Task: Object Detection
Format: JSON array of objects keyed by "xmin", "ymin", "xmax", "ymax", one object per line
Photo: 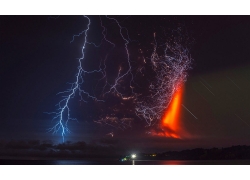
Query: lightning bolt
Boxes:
[
  {"xmin": 103, "ymin": 16, "xmax": 135, "ymax": 98},
  {"xmin": 93, "ymin": 16, "xmax": 138, "ymax": 130},
  {"xmin": 47, "ymin": 16, "xmax": 137, "ymax": 142},
  {"xmin": 46, "ymin": 16, "xmax": 104, "ymax": 142}
]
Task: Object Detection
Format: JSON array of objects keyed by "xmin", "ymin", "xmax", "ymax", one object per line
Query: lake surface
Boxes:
[{"xmin": 1, "ymin": 159, "xmax": 250, "ymax": 165}]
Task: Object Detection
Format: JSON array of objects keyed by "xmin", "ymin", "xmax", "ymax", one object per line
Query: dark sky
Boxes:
[{"xmin": 1, "ymin": 15, "xmax": 250, "ymax": 153}]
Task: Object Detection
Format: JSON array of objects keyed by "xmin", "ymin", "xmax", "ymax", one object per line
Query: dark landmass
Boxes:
[
  {"xmin": 1, "ymin": 139, "xmax": 250, "ymax": 162},
  {"xmin": 0, "ymin": 140, "xmax": 119, "ymax": 160},
  {"xmin": 135, "ymin": 145, "xmax": 250, "ymax": 161}
]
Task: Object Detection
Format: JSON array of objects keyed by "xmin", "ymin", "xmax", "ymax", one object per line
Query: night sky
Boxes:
[{"xmin": 2, "ymin": 15, "xmax": 250, "ymax": 153}]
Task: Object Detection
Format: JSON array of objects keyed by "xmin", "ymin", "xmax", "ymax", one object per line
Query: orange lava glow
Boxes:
[{"xmin": 155, "ymin": 82, "xmax": 184, "ymax": 138}]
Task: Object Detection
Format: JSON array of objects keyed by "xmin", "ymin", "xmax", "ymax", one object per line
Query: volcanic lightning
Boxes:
[{"xmin": 136, "ymin": 31, "xmax": 192, "ymax": 138}]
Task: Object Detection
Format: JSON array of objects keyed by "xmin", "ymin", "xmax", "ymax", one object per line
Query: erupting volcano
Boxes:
[
  {"xmin": 161, "ymin": 83, "xmax": 183, "ymax": 138},
  {"xmin": 152, "ymin": 82, "xmax": 185, "ymax": 139}
]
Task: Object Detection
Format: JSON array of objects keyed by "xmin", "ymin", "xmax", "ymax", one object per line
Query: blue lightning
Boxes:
[
  {"xmin": 47, "ymin": 15, "xmax": 139, "ymax": 142},
  {"xmin": 46, "ymin": 16, "xmax": 104, "ymax": 142}
]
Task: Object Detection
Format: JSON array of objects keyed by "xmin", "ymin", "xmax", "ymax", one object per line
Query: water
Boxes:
[
  {"xmin": 1, "ymin": 159, "xmax": 250, "ymax": 165},
  {"xmin": 132, "ymin": 160, "xmax": 250, "ymax": 165}
]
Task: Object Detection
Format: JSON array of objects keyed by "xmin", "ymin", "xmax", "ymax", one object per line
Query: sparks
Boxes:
[{"xmin": 136, "ymin": 32, "xmax": 192, "ymax": 127}]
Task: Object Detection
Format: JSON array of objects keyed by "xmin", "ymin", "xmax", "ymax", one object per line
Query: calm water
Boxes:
[{"xmin": 1, "ymin": 159, "xmax": 250, "ymax": 165}]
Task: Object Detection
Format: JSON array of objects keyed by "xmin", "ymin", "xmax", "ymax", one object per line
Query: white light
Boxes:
[{"xmin": 131, "ymin": 154, "xmax": 136, "ymax": 159}]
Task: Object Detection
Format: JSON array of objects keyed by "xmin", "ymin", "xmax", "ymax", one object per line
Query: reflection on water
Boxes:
[
  {"xmin": 132, "ymin": 160, "xmax": 250, "ymax": 165},
  {"xmin": 53, "ymin": 160, "xmax": 94, "ymax": 165},
  {"xmin": 1, "ymin": 159, "xmax": 250, "ymax": 165},
  {"xmin": 132, "ymin": 160, "xmax": 191, "ymax": 165},
  {"xmin": 52, "ymin": 160, "xmax": 122, "ymax": 165}
]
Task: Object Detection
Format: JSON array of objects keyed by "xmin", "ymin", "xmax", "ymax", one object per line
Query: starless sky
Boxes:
[{"xmin": 1, "ymin": 15, "xmax": 250, "ymax": 152}]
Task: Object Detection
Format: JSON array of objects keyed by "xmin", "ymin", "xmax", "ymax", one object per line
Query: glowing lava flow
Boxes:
[{"xmin": 158, "ymin": 82, "xmax": 184, "ymax": 138}]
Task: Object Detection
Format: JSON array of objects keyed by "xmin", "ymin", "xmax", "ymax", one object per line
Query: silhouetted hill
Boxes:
[{"xmin": 135, "ymin": 145, "xmax": 250, "ymax": 160}]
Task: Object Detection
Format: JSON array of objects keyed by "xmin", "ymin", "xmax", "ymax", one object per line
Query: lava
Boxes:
[{"xmin": 152, "ymin": 82, "xmax": 184, "ymax": 138}]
